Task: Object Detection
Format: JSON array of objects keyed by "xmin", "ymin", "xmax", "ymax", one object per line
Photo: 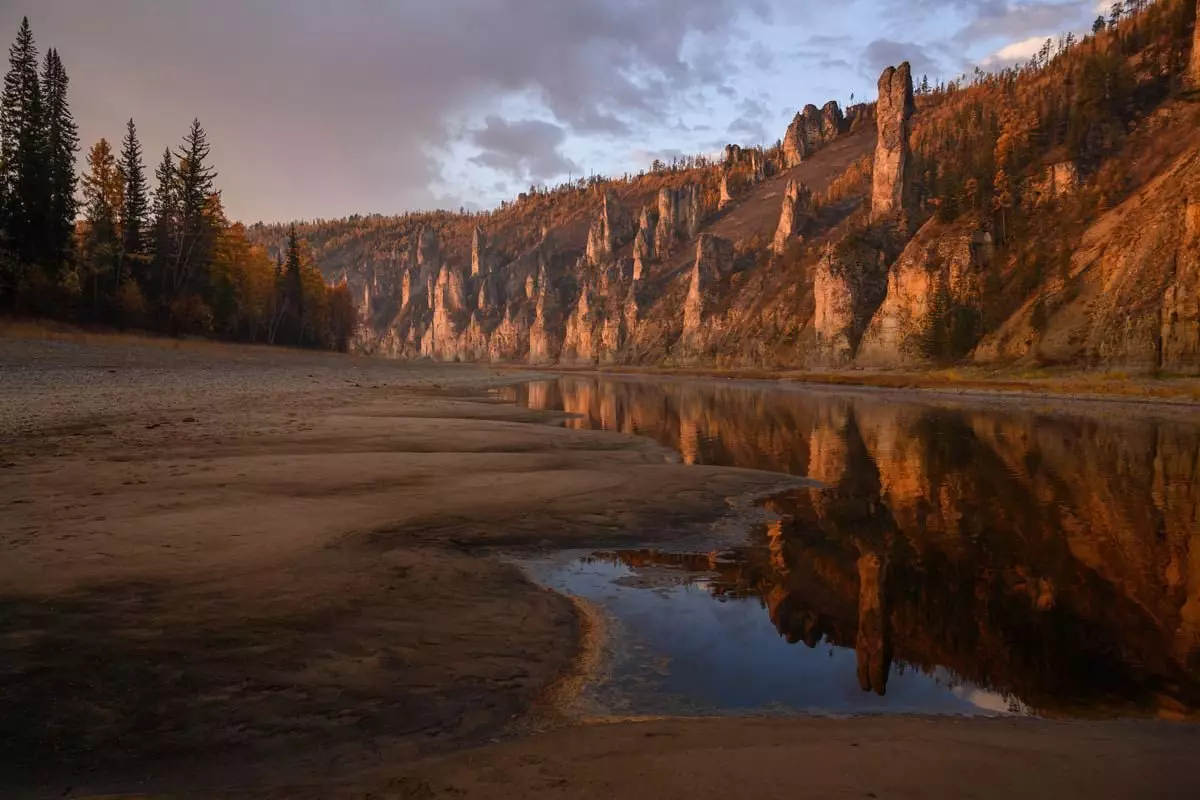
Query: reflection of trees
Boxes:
[{"xmin": 527, "ymin": 377, "xmax": 1200, "ymax": 719}]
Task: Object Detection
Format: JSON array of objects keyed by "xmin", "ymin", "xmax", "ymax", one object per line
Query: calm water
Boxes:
[{"xmin": 502, "ymin": 377, "xmax": 1200, "ymax": 720}]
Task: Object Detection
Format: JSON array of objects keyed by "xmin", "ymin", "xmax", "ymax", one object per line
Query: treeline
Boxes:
[{"xmin": 0, "ymin": 16, "xmax": 357, "ymax": 350}]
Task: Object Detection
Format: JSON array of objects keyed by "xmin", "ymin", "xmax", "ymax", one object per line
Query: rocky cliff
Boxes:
[
  {"xmin": 260, "ymin": 1, "xmax": 1200, "ymax": 375},
  {"xmin": 871, "ymin": 62, "xmax": 914, "ymax": 223}
]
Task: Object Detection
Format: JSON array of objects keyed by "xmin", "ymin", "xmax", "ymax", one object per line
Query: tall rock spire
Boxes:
[
  {"xmin": 870, "ymin": 62, "xmax": 915, "ymax": 222},
  {"xmin": 1190, "ymin": 0, "xmax": 1200, "ymax": 88}
]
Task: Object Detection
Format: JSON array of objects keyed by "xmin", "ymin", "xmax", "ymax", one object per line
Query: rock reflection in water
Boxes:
[{"xmin": 503, "ymin": 377, "xmax": 1200, "ymax": 719}]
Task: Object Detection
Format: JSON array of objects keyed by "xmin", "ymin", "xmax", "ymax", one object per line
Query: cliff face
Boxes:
[
  {"xmin": 283, "ymin": 6, "xmax": 1200, "ymax": 376},
  {"xmin": 977, "ymin": 145, "xmax": 1200, "ymax": 370},
  {"xmin": 857, "ymin": 218, "xmax": 992, "ymax": 367}
]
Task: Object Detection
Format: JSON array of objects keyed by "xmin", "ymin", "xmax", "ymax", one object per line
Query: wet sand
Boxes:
[{"xmin": 2, "ymin": 335, "xmax": 1198, "ymax": 798}]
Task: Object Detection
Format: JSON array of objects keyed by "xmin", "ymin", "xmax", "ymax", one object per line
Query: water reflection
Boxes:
[{"xmin": 504, "ymin": 377, "xmax": 1200, "ymax": 719}]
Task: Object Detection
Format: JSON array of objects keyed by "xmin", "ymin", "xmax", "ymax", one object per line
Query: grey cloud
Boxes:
[
  {"xmin": 468, "ymin": 116, "xmax": 580, "ymax": 183},
  {"xmin": 1, "ymin": 0, "xmax": 772, "ymax": 221},
  {"xmin": 860, "ymin": 38, "xmax": 962, "ymax": 82}
]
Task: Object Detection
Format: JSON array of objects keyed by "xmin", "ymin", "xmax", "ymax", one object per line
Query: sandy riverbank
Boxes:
[{"xmin": 2, "ymin": 333, "xmax": 1198, "ymax": 798}]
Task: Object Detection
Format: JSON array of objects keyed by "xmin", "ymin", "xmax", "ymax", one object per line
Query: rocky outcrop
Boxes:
[
  {"xmin": 871, "ymin": 63, "xmax": 915, "ymax": 222},
  {"xmin": 783, "ymin": 101, "xmax": 843, "ymax": 168},
  {"xmin": 977, "ymin": 148, "xmax": 1200, "ymax": 371},
  {"xmin": 1191, "ymin": 0, "xmax": 1200, "ymax": 88},
  {"xmin": 681, "ymin": 234, "xmax": 734, "ymax": 350},
  {"xmin": 528, "ymin": 265, "xmax": 558, "ymax": 364},
  {"xmin": 471, "ymin": 226, "xmax": 488, "ymax": 277},
  {"xmin": 813, "ymin": 240, "xmax": 890, "ymax": 366},
  {"xmin": 400, "ymin": 269, "xmax": 412, "ymax": 309},
  {"xmin": 1026, "ymin": 162, "xmax": 1079, "ymax": 208},
  {"xmin": 585, "ymin": 191, "xmax": 633, "ymax": 266},
  {"xmin": 773, "ymin": 179, "xmax": 812, "ymax": 255},
  {"xmin": 719, "ymin": 174, "xmax": 733, "ymax": 209},
  {"xmin": 416, "ymin": 224, "xmax": 440, "ymax": 282},
  {"xmin": 632, "ymin": 206, "xmax": 655, "ymax": 280},
  {"xmin": 654, "ymin": 185, "xmax": 700, "ymax": 258},
  {"xmin": 857, "ymin": 218, "xmax": 992, "ymax": 366}
]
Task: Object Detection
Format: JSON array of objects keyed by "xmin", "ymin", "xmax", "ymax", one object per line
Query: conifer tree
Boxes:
[
  {"xmin": 172, "ymin": 118, "xmax": 218, "ymax": 299},
  {"xmin": 41, "ymin": 47, "xmax": 78, "ymax": 275},
  {"xmin": 1, "ymin": 17, "xmax": 47, "ymax": 271},
  {"xmin": 284, "ymin": 223, "xmax": 304, "ymax": 341},
  {"xmin": 80, "ymin": 137, "xmax": 123, "ymax": 309},
  {"xmin": 119, "ymin": 118, "xmax": 149, "ymax": 276},
  {"xmin": 150, "ymin": 147, "xmax": 177, "ymax": 299}
]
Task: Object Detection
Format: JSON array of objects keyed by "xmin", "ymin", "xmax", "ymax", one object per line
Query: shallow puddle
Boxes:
[
  {"xmin": 502, "ymin": 376, "xmax": 1200, "ymax": 720},
  {"xmin": 522, "ymin": 551, "xmax": 1026, "ymax": 718}
]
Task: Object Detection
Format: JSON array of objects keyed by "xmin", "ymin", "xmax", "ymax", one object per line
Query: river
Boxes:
[{"xmin": 500, "ymin": 375, "xmax": 1200, "ymax": 720}]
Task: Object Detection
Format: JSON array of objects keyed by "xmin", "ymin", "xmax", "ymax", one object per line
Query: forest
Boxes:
[{"xmin": 0, "ymin": 17, "xmax": 358, "ymax": 350}]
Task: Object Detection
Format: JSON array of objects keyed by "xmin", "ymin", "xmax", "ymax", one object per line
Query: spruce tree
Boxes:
[
  {"xmin": 0, "ymin": 17, "xmax": 47, "ymax": 272},
  {"xmin": 119, "ymin": 118, "xmax": 149, "ymax": 280},
  {"xmin": 41, "ymin": 48, "xmax": 78, "ymax": 275},
  {"xmin": 173, "ymin": 118, "xmax": 217, "ymax": 298},
  {"xmin": 80, "ymin": 137, "xmax": 123, "ymax": 310},
  {"xmin": 150, "ymin": 147, "xmax": 177, "ymax": 300},
  {"xmin": 284, "ymin": 223, "xmax": 303, "ymax": 342}
]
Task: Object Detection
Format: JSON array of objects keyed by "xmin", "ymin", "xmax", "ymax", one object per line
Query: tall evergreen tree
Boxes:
[
  {"xmin": 284, "ymin": 222, "xmax": 303, "ymax": 341},
  {"xmin": 41, "ymin": 47, "xmax": 78, "ymax": 275},
  {"xmin": 0, "ymin": 17, "xmax": 47, "ymax": 272},
  {"xmin": 119, "ymin": 118, "xmax": 149, "ymax": 282},
  {"xmin": 172, "ymin": 118, "xmax": 217, "ymax": 298},
  {"xmin": 80, "ymin": 137, "xmax": 123, "ymax": 310},
  {"xmin": 150, "ymin": 147, "xmax": 177, "ymax": 300}
]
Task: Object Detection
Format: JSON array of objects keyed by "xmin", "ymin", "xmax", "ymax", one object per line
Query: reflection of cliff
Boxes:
[{"xmin": 520, "ymin": 377, "xmax": 1200, "ymax": 718}]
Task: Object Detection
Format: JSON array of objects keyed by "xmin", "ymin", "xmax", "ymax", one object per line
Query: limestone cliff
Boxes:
[
  {"xmin": 871, "ymin": 63, "xmax": 914, "ymax": 223},
  {"xmin": 772, "ymin": 179, "xmax": 811, "ymax": 255},
  {"xmin": 585, "ymin": 191, "xmax": 633, "ymax": 266},
  {"xmin": 977, "ymin": 145, "xmax": 1200, "ymax": 371},
  {"xmin": 655, "ymin": 185, "xmax": 700, "ymax": 258},
  {"xmin": 858, "ymin": 218, "xmax": 992, "ymax": 366},
  {"xmin": 681, "ymin": 234, "xmax": 735, "ymax": 355},
  {"xmin": 813, "ymin": 239, "xmax": 890, "ymax": 366},
  {"xmin": 279, "ymin": 9, "xmax": 1200, "ymax": 377},
  {"xmin": 784, "ymin": 102, "xmax": 844, "ymax": 168}
]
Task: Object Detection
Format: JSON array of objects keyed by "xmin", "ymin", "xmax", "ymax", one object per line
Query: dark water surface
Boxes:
[{"xmin": 501, "ymin": 377, "xmax": 1200, "ymax": 719}]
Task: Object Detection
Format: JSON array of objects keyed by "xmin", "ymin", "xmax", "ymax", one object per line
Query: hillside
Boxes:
[{"xmin": 251, "ymin": 0, "xmax": 1200, "ymax": 374}]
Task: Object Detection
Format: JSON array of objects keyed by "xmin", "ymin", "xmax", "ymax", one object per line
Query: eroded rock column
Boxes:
[{"xmin": 871, "ymin": 63, "xmax": 915, "ymax": 222}]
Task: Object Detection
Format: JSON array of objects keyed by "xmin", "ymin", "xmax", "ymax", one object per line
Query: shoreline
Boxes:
[{"xmin": 502, "ymin": 362, "xmax": 1200, "ymax": 410}]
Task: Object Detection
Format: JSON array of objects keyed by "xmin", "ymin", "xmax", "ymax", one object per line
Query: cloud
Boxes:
[
  {"xmin": 468, "ymin": 116, "xmax": 580, "ymax": 184},
  {"xmin": 860, "ymin": 39, "xmax": 955, "ymax": 82},
  {"xmin": 2, "ymin": 0, "xmax": 772, "ymax": 221}
]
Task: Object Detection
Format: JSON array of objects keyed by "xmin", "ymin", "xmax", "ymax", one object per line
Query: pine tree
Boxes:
[
  {"xmin": 80, "ymin": 137, "xmax": 123, "ymax": 310},
  {"xmin": 41, "ymin": 48, "xmax": 78, "ymax": 276},
  {"xmin": 284, "ymin": 223, "xmax": 303, "ymax": 342},
  {"xmin": 172, "ymin": 118, "xmax": 217, "ymax": 299},
  {"xmin": 0, "ymin": 17, "xmax": 47, "ymax": 273},
  {"xmin": 150, "ymin": 147, "xmax": 177, "ymax": 300},
  {"xmin": 119, "ymin": 118, "xmax": 149, "ymax": 279}
]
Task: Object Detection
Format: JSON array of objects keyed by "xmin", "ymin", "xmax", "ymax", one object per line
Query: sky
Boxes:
[{"xmin": 0, "ymin": 0, "xmax": 1114, "ymax": 223}]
